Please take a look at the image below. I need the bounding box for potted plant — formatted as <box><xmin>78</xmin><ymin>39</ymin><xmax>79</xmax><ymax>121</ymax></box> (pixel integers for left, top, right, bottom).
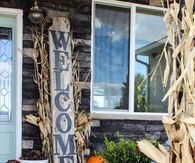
<box><xmin>20</xmin><ymin>20</ymin><xmax>51</xmax><ymax>163</ymax></box>
<box><xmin>98</xmin><ymin>134</ymin><xmax>151</xmax><ymax>163</ymax></box>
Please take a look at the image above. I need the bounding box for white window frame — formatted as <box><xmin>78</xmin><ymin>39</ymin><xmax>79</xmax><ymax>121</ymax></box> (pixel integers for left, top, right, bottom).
<box><xmin>0</xmin><ymin>7</ymin><xmax>23</xmax><ymax>159</ymax></box>
<box><xmin>91</xmin><ymin>0</ymin><xmax>167</xmax><ymax>120</ymax></box>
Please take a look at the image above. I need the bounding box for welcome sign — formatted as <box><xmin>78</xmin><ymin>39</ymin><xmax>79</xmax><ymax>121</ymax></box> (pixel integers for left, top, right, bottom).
<box><xmin>49</xmin><ymin>17</ymin><xmax>76</xmax><ymax>163</ymax></box>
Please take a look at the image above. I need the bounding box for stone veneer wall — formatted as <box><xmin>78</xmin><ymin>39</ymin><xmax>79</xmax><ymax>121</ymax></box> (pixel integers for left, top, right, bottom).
<box><xmin>0</xmin><ymin>0</ymin><xmax>167</xmax><ymax>155</ymax></box>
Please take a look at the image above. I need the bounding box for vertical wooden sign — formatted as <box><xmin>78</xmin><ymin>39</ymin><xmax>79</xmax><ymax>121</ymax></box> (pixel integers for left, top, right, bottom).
<box><xmin>49</xmin><ymin>17</ymin><xmax>76</xmax><ymax>163</ymax></box>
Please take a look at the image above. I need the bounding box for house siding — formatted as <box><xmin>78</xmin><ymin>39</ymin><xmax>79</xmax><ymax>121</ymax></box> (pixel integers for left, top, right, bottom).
<box><xmin>0</xmin><ymin>0</ymin><xmax>167</xmax><ymax>155</ymax></box>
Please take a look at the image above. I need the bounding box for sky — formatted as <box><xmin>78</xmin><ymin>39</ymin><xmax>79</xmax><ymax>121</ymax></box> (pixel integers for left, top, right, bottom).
<box><xmin>94</xmin><ymin>5</ymin><xmax>166</xmax><ymax>83</ymax></box>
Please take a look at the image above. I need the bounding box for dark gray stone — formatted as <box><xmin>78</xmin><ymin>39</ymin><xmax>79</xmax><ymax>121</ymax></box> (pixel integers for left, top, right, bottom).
<box><xmin>23</xmin><ymin>57</ymin><xmax>34</xmax><ymax>64</ymax></box>
<box><xmin>23</xmin><ymin>82</ymin><xmax>38</xmax><ymax>91</ymax></box>
<box><xmin>146</xmin><ymin>124</ymin><xmax>165</xmax><ymax>131</ymax></box>
<box><xmin>23</xmin><ymin>91</ymin><xmax>39</xmax><ymax>99</ymax></box>
<box><xmin>160</xmin><ymin>131</ymin><xmax>168</xmax><ymax>143</ymax></box>
<box><xmin>23</xmin><ymin>40</ymin><xmax>33</xmax><ymax>48</ymax></box>
<box><xmin>74</xmin><ymin>38</ymin><xmax>90</xmax><ymax>47</ymax></box>
<box><xmin>22</xmin><ymin>123</ymin><xmax>40</xmax><ymax>137</ymax></box>
<box><xmin>145</xmin><ymin>132</ymin><xmax>161</xmax><ymax>140</ymax></box>
<box><xmin>22</xmin><ymin>98</ymin><xmax>38</xmax><ymax>105</ymax></box>
<box><xmin>123</xmin><ymin>123</ymin><xmax>145</xmax><ymax>131</ymax></box>
<box><xmin>23</xmin><ymin>71</ymin><xmax>34</xmax><ymax>79</ymax></box>
<box><xmin>117</xmin><ymin>132</ymin><xmax>145</xmax><ymax>140</ymax></box>
<box><xmin>22</xmin><ymin>137</ymin><xmax>42</xmax><ymax>150</ymax></box>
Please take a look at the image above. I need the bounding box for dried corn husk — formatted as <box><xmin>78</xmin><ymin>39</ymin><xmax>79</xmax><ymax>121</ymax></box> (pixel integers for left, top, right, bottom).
<box><xmin>25</xmin><ymin>20</ymin><xmax>52</xmax><ymax>162</ymax></box>
<box><xmin>138</xmin><ymin>0</ymin><xmax>195</xmax><ymax>162</ymax></box>
<box><xmin>72</xmin><ymin>51</ymin><xmax>92</xmax><ymax>162</ymax></box>
<box><xmin>137</xmin><ymin>140</ymin><xmax>167</xmax><ymax>163</ymax></box>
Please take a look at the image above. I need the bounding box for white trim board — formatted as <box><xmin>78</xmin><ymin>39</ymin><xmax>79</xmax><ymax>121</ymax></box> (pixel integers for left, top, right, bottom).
<box><xmin>0</xmin><ymin>7</ymin><xmax>23</xmax><ymax>159</ymax></box>
<box><xmin>92</xmin><ymin>112</ymin><xmax>167</xmax><ymax>121</ymax></box>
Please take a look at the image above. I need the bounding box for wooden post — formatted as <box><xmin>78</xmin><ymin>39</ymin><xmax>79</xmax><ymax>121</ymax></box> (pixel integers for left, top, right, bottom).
<box><xmin>49</xmin><ymin>17</ymin><xmax>77</xmax><ymax>163</ymax></box>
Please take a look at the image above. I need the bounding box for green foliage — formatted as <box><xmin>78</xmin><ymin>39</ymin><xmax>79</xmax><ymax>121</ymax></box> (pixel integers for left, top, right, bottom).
<box><xmin>98</xmin><ymin>135</ymin><xmax>151</xmax><ymax>163</ymax></box>
<box><xmin>114</xmin><ymin>74</ymin><xmax>148</xmax><ymax>111</ymax></box>
<box><xmin>114</xmin><ymin>81</ymin><xmax>129</xmax><ymax>110</ymax></box>
<box><xmin>135</xmin><ymin>73</ymin><xmax>148</xmax><ymax>112</ymax></box>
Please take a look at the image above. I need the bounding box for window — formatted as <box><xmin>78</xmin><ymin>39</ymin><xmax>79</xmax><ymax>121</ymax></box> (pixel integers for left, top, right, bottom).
<box><xmin>0</xmin><ymin>27</ymin><xmax>12</xmax><ymax>122</ymax></box>
<box><xmin>91</xmin><ymin>0</ymin><xmax>168</xmax><ymax>117</ymax></box>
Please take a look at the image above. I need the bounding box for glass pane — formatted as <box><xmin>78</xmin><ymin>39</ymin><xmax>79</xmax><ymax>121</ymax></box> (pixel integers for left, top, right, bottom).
<box><xmin>92</xmin><ymin>4</ymin><xmax>130</xmax><ymax>111</ymax></box>
<box><xmin>0</xmin><ymin>27</ymin><xmax>12</xmax><ymax>121</ymax></box>
<box><xmin>135</xmin><ymin>8</ymin><xmax>168</xmax><ymax>113</ymax></box>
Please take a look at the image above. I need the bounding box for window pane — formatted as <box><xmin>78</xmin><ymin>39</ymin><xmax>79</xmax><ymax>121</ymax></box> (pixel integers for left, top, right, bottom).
<box><xmin>92</xmin><ymin>4</ymin><xmax>130</xmax><ymax>111</ymax></box>
<box><xmin>135</xmin><ymin>8</ymin><xmax>168</xmax><ymax>113</ymax></box>
<box><xmin>0</xmin><ymin>27</ymin><xmax>12</xmax><ymax>121</ymax></box>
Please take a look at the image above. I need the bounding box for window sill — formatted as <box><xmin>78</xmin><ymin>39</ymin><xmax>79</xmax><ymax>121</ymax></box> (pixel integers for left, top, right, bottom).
<box><xmin>91</xmin><ymin>112</ymin><xmax>167</xmax><ymax>121</ymax></box>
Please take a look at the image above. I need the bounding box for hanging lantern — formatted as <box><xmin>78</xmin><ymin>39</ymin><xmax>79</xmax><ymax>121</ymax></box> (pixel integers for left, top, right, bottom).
<box><xmin>28</xmin><ymin>0</ymin><xmax>44</xmax><ymax>24</ymax></box>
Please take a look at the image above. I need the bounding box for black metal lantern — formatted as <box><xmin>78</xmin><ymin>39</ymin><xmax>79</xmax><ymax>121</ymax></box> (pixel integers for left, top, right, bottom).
<box><xmin>28</xmin><ymin>0</ymin><xmax>44</xmax><ymax>24</ymax></box>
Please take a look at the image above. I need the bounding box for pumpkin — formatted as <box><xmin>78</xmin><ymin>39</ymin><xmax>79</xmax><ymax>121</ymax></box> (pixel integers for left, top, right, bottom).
<box><xmin>87</xmin><ymin>156</ymin><xmax>104</xmax><ymax>163</ymax></box>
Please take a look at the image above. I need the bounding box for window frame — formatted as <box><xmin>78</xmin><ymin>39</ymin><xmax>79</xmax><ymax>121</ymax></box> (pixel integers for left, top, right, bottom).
<box><xmin>91</xmin><ymin>0</ymin><xmax>168</xmax><ymax>120</ymax></box>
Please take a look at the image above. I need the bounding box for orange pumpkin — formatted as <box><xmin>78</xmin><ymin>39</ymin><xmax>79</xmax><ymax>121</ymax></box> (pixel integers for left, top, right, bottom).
<box><xmin>87</xmin><ymin>156</ymin><xmax>104</xmax><ymax>163</ymax></box>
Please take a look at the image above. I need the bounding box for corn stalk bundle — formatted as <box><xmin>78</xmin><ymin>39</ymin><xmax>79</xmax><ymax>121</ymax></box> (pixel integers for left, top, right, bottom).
<box><xmin>25</xmin><ymin>22</ymin><xmax>52</xmax><ymax>162</ymax></box>
<box><xmin>138</xmin><ymin>0</ymin><xmax>195</xmax><ymax>163</ymax></box>
<box><xmin>72</xmin><ymin>51</ymin><xmax>92</xmax><ymax>163</ymax></box>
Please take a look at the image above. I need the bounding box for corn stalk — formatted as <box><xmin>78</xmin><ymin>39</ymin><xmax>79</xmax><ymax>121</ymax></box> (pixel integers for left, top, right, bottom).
<box><xmin>25</xmin><ymin>21</ymin><xmax>52</xmax><ymax>162</ymax></box>
<box><xmin>138</xmin><ymin>0</ymin><xmax>195</xmax><ymax>162</ymax></box>
<box><xmin>72</xmin><ymin>50</ymin><xmax>92</xmax><ymax>163</ymax></box>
